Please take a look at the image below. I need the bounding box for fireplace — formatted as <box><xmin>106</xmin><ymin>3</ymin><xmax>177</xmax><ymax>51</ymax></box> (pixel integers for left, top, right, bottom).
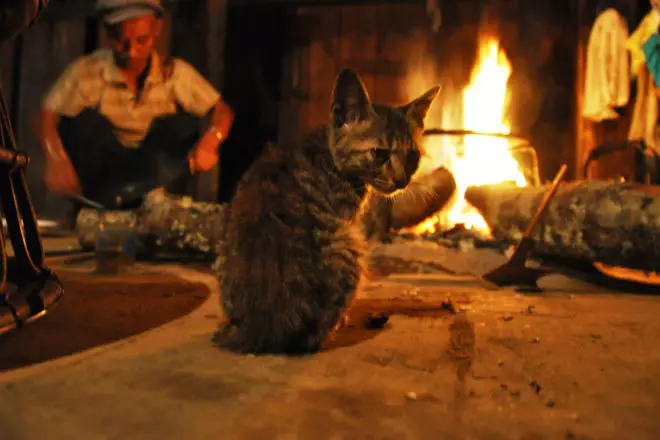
<box><xmin>404</xmin><ymin>36</ymin><xmax>541</xmax><ymax>238</ymax></box>
<box><xmin>234</xmin><ymin>0</ymin><xmax>577</xmax><ymax>235</ymax></box>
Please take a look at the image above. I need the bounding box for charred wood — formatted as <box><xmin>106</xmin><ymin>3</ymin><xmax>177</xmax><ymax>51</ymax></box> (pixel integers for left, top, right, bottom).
<box><xmin>362</xmin><ymin>166</ymin><xmax>456</xmax><ymax>242</ymax></box>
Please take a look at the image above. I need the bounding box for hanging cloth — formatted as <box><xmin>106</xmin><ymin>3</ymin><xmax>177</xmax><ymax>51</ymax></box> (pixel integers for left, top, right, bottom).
<box><xmin>628</xmin><ymin>3</ymin><xmax>660</xmax><ymax>151</ymax></box>
<box><xmin>628</xmin><ymin>34</ymin><xmax>659</xmax><ymax>153</ymax></box>
<box><xmin>627</xmin><ymin>8</ymin><xmax>660</xmax><ymax>77</ymax></box>
<box><xmin>582</xmin><ymin>8</ymin><xmax>630</xmax><ymax>122</ymax></box>
<box><xmin>642</xmin><ymin>33</ymin><xmax>660</xmax><ymax>87</ymax></box>
<box><xmin>629</xmin><ymin>49</ymin><xmax>659</xmax><ymax>151</ymax></box>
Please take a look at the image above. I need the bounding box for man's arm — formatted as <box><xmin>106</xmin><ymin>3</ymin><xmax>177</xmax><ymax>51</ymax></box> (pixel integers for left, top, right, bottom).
<box><xmin>201</xmin><ymin>97</ymin><xmax>235</xmax><ymax>151</ymax></box>
<box><xmin>171</xmin><ymin>59</ymin><xmax>234</xmax><ymax>172</ymax></box>
<box><xmin>39</xmin><ymin>57</ymin><xmax>95</xmax><ymax>197</ymax></box>
<box><xmin>0</xmin><ymin>0</ymin><xmax>48</xmax><ymax>45</ymax></box>
<box><xmin>187</xmin><ymin>97</ymin><xmax>234</xmax><ymax>173</ymax></box>
<box><xmin>39</xmin><ymin>55</ymin><xmax>96</xmax><ymax>159</ymax></box>
<box><xmin>172</xmin><ymin>59</ymin><xmax>235</xmax><ymax>141</ymax></box>
<box><xmin>39</xmin><ymin>109</ymin><xmax>69</xmax><ymax>162</ymax></box>
<box><xmin>39</xmin><ymin>106</ymin><xmax>82</xmax><ymax>197</ymax></box>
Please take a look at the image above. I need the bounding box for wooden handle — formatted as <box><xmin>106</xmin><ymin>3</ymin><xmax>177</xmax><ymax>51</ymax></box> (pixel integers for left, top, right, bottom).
<box><xmin>522</xmin><ymin>164</ymin><xmax>568</xmax><ymax>237</ymax></box>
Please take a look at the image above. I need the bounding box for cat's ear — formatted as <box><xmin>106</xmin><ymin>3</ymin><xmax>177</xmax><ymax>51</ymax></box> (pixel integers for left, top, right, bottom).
<box><xmin>401</xmin><ymin>86</ymin><xmax>441</xmax><ymax>128</ymax></box>
<box><xmin>330</xmin><ymin>68</ymin><xmax>373</xmax><ymax>128</ymax></box>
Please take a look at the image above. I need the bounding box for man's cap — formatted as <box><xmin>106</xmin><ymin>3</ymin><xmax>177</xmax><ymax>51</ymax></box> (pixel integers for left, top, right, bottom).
<box><xmin>95</xmin><ymin>0</ymin><xmax>164</xmax><ymax>25</ymax></box>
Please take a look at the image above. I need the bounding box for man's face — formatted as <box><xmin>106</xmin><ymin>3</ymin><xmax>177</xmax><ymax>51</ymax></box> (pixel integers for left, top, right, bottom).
<box><xmin>107</xmin><ymin>16</ymin><xmax>161</xmax><ymax>71</ymax></box>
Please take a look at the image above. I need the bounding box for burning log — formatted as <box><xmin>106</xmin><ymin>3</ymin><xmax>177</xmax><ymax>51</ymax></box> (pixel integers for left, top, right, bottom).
<box><xmin>391</xmin><ymin>166</ymin><xmax>457</xmax><ymax>229</ymax></box>
<box><xmin>464</xmin><ymin>181</ymin><xmax>660</xmax><ymax>272</ymax></box>
<box><xmin>362</xmin><ymin>166</ymin><xmax>456</xmax><ymax>241</ymax></box>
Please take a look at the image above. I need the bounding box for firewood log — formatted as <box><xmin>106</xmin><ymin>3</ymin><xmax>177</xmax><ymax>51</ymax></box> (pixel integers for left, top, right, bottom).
<box><xmin>362</xmin><ymin>166</ymin><xmax>456</xmax><ymax>242</ymax></box>
<box><xmin>464</xmin><ymin>180</ymin><xmax>660</xmax><ymax>272</ymax></box>
<box><xmin>391</xmin><ymin>166</ymin><xmax>457</xmax><ymax>229</ymax></box>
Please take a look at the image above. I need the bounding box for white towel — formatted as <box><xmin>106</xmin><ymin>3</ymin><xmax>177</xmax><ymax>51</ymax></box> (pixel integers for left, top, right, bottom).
<box><xmin>582</xmin><ymin>8</ymin><xmax>630</xmax><ymax>122</ymax></box>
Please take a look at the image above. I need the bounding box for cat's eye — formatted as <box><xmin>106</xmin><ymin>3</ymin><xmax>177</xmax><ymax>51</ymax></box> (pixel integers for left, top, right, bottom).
<box><xmin>371</xmin><ymin>147</ymin><xmax>390</xmax><ymax>165</ymax></box>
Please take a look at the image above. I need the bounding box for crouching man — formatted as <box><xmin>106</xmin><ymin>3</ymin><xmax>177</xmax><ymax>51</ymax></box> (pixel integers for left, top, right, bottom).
<box><xmin>40</xmin><ymin>0</ymin><xmax>233</xmax><ymax>257</ymax></box>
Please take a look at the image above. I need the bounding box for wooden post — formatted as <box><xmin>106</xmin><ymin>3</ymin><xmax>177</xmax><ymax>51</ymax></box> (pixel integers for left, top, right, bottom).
<box><xmin>574</xmin><ymin>0</ymin><xmax>585</xmax><ymax>178</ymax></box>
<box><xmin>196</xmin><ymin>0</ymin><xmax>228</xmax><ymax>203</ymax></box>
<box><xmin>171</xmin><ymin>0</ymin><xmax>228</xmax><ymax>203</ymax></box>
<box><xmin>16</xmin><ymin>21</ymin><xmax>86</xmax><ymax>219</ymax></box>
<box><xmin>0</xmin><ymin>40</ymin><xmax>18</xmax><ymax>126</ymax></box>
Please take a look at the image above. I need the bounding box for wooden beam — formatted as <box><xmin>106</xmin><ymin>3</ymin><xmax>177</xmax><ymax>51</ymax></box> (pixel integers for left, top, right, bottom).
<box><xmin>230</xmin><ymin>0</ymin><xmax>424</xmax><ymax>4</ymax></box>
<box><xmin>0</xmin><ymin>40</ymin><xmax>18</xmax><ymax>128</ymax></box>
<box><xmin>40</xmin><ymin>0</ymin><xmax>425</xmax><ymax>21</ymax></box>
<box><xmin>16</xmin><ymin>20</ymin><xmax>86</xmax><ymax>218</ymax></box>
<box><xmin>574</xmin><ymin>0</ymin><xmax>590</xmax><ymax>179</ymax></box>
<box><xmin>195</xmin><ymin>0</ymin><xmax>229</xmax><ymax>203</ymax></box>
<box><xmin>39</xmin><ymin>0</ymin><xmax>526</xmax><ymax>22</ymax></box>
<box><xmin>38</xmin><ymin>0</ymin><xmax>188</xmax><ymax>22</ymax></box>
<box><xmin>207</xmin><ymin>0</ymin><xmax>228</xmax><ymax>89</ymax></box>
<box><xmin>170</xmin><ymin>0</ymin><xmax>228</xmax><ymax>202</ymax></box>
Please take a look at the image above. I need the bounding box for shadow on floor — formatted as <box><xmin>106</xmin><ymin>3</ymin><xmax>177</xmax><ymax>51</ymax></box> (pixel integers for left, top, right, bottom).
<box><xmin>0</xmin><ymin>269</ymin><xmax>210</xmax><ymax>372</ymax></box>
<box><xmin>321</xmin><ymin>297</ymin><xmax>460</xmax><ymax>351</ymax></box>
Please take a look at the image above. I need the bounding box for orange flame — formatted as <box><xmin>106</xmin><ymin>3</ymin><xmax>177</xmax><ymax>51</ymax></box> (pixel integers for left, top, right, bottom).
<box><xmin>406</xmin><ymin>36</ymin><xmax>527</xmax><ymax>236</ymax></box>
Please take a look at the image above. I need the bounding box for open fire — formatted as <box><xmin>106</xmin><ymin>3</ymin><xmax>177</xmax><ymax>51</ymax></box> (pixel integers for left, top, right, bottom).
<box><xmin>405</xmin><ymin>35</ymin><xmax>528</xmax><ymax>238</ymax></box>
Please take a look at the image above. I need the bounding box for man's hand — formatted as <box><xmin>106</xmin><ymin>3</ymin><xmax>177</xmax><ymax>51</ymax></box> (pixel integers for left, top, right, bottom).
<box><xmin>189</xmin><ymin>129</ymin><xmax>222</xmax><ymax>173</ymax></box>
<box><xmin>44</xmin><ymin>155</ymin><xmax>81</xmax><ymax>197</ymax></box>
<box><xmin>189</xmin><ymin>145</ymin><xmax>219</xmax><ymax>173</ymax></box>
<box><xmin>187</xmin><ymin>99</ymin><xmax>233</xmax><ymax>173</ymax></box>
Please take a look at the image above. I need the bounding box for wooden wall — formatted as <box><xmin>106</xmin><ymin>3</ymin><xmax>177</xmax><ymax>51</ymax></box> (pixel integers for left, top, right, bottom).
<box><xmin>1</xmin><ymin>0</ymin><xmax>584</xmax><ymax>222</ymax></box>
<box><xmin>0</xmin><ymin>0</ymin><xmax>227</xmax><ymax>221</ymax></box>
<box><xmin>278</xmin><ymin>0</ymin><xmax>578</xmax><ymax>181</ymax></box>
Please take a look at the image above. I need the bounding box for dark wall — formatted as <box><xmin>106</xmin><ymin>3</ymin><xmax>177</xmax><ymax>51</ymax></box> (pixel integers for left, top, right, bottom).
<box><xmin>507</xmin><ymin>0</ymin><xmax>577</xmax><ymax>179</ymax></box>
<box><xmin>218</xmin><ymin>4</ymin><xmax>288</xmax><ymax>203</ymax></box>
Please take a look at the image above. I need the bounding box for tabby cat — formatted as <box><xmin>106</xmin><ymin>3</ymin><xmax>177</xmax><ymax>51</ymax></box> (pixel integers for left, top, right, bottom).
<box><xmin>215</xmin><ymin>68</ymin><xmax>440</xmax><ymax>354</ymax></box>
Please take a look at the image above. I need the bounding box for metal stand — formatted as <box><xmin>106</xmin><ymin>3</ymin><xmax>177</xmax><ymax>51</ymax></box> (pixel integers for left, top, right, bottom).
<box><xmin>0</xmin><ymin>91</ymin><xmax>63</xmax><ymax>337</ymax></box>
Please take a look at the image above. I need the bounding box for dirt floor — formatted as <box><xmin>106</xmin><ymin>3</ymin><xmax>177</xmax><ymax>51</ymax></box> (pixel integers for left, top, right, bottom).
<box><xmin>0</xmin><ymin>264</ymin><xmax>210</xmax><ymax>371</ymax></box>
<box><xmin>0</xmin><ymin>239</ymin><xmax>659</xmax><ymax>439</ymax></box>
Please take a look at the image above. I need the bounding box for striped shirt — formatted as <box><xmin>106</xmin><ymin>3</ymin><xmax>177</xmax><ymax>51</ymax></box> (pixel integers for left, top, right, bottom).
<box><xmin>42</xmin><ymin>49</ymin><xmax>221</xmax><ymax>148</ymax></box>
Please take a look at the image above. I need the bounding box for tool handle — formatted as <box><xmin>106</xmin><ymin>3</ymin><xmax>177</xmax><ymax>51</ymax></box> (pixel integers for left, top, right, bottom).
<box><xmin>72</xmin><ymin>195</ymin><xmax>106</xmax><ymax>211</ymax></box>
<box><xmin>522</xmin><ymin>164</ymin><xmax>568</xmax><ymax>237</ymax></box>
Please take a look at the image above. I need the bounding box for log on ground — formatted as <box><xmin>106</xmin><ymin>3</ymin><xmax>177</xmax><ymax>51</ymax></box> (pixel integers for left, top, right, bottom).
<box><xmin>464</xmin><ymin>181</ymin><xmax>660</xmax><ymax>272</ymax></box>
